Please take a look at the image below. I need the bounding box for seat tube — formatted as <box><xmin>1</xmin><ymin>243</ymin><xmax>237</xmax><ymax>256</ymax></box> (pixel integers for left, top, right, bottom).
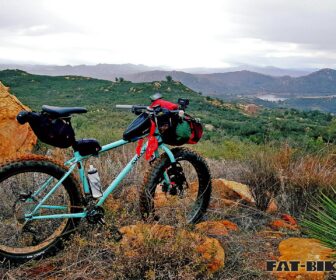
<box><xmin>75</xmin><ymin>152</ymin><xmax>90</xmax><ymax>194</ymax></box>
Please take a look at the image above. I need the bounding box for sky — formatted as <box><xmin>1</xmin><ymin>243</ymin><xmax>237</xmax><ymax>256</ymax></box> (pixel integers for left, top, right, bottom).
<box><xmin>0</xmin><ymin>0</ymin><xmax>335</xmax><ymax>69</ymax></box>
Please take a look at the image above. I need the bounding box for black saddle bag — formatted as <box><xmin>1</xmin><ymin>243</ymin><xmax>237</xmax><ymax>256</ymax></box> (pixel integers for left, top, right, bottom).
<box><xmin>25</xmin><ymin>112</ymin><xmax>76</xmax><ymax>148</ymax></box>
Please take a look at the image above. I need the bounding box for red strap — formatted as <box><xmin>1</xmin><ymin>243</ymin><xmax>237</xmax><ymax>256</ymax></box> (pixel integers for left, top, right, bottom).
<box><xmin>136</xmin><ymin>138</ymin><xmax>144</xmax><ymax>156</ymax></box>
<box><xmin>145</xmin><ymin>120</ymin><xmax>158</xmax><ymax>160</ymax></box>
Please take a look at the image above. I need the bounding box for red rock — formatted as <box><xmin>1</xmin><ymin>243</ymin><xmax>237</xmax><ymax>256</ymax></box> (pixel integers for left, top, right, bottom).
<box><xmin>269</xmin><ymin>219</ymin><xmax>298</xmax><ymax>231</ymax></box>
<box><xmin>281</xmin><ymin>214</ymin><xmax>297</xmax><ymax>226</ymax></box>
<box><xmin>0</xmin><ymin>82</ymin><xmax>36</xmax><ymax>159</ymax></box>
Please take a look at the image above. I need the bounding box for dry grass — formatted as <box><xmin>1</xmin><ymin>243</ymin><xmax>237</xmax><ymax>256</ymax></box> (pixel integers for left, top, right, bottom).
<box><xmin>2</xmin><ymin>223</ymin><xmax>208</xmax><ymax>280</ymax></box>
<box><xmin>238</xmin><ymin>145</ymin><xmax>336</xmax><ymax>215</ymax></box>
<box><xmin>2</xmin><ymin>145</ymin><xmax>335</xmax><ymax>279</ymax></box>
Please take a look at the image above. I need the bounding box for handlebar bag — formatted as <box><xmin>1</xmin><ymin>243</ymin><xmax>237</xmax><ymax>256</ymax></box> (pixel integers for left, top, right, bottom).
<box><xmin>150</xmin><ymin>99</ymin><xmax>178</xmax><ymax>110</ymax></box>
<box><xmin>26</xmin><ymin>112</ymin><xmax>75</xmax><ymax>148</ymax></box>
<box><xmin>160</xmin><ymin>114</ymin><xmax>203</xmax><ymax>146</ymax></box>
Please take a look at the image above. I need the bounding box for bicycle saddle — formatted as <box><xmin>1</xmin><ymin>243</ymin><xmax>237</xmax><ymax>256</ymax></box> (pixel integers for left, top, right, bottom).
<box><xmin>42</xmin><ymin>105</ymin><xmax>88</xmax><ymax>117</ymax></box>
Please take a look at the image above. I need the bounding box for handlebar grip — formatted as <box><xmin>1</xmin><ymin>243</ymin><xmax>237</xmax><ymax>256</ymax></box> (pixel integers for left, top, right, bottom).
<box><xmin>116</xmin><ymin>105</ymin><xmax>133</xmax><ymax>109</ymax></box>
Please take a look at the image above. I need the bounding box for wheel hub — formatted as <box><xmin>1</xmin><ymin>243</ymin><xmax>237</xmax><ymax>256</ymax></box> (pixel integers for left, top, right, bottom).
<box><xmin>13</xmin><ymin>193</ymin><xmax>37</xmax><ymax>225</ymax></box>
<box><xmin>166</xmin><ymin>163</ymin><xmax>188</xmax><ymax>197</ymax></box>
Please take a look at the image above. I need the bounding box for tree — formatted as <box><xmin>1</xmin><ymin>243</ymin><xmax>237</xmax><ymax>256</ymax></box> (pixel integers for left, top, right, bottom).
<box><xmin>166</xmin><ymin>75</ymin><xmax>172</xmax><ymax>83</ymax></box>
<box><xmin>115</xmin><ymin>77</ymin><xmax>119</xmax><ymax>82</ymax></box>
<box><xmin>119</xmin><ymin>77</ymin><xmax>124</xmax><ymax>82</ymax></box>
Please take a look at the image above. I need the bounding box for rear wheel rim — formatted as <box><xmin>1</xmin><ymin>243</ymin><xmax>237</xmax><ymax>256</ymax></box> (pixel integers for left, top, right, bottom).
<box><xmin>0</xmin><ymin>171</ymin><xmax>71</xmax><ymax>255</ymax></box>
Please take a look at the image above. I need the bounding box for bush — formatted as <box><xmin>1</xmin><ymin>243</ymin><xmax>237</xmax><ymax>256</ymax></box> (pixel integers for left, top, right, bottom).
<box><xmin>302</xmin><ymin>189</ymin><xmax>336</xmax><ymax>251</ymax></box>
<box><xmin>241</xmin><ymin>147</ymin><xmax>282</xmax><ymax>211</ymax></box>
<box><xmin>240</xmin><ymin>144</ymin><xmax>336</xmax><ymax>214</ymax></box>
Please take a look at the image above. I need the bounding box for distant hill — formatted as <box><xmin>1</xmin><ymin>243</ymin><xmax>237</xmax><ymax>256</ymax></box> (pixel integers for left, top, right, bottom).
<box><xmin>0</xmin><ymin>63</ymin><xmax>314</xmax><ymax>78</ymax></box>
<box><xmin>181</xmin><ymin>65</ymin><xmax>313</xmax><ymax>77</ymax></box>
<box><xmin>1</xmin><ymin>63</ymin><xmax>333</xmax><ymax>96</ymax></box>
<box><xmin>128</xmin><ymin>68</ymin><xmax>336</xmax><ymax>97</ymax></box>
<box><xmin>0</xmin><ymin>63</ymin><xmax>159</xmax><ymax>81</ymax></box>
<box><xmin>1</xmin><ymin>64</ymin><xmax>336</xmax><ymax>112</ymax></box>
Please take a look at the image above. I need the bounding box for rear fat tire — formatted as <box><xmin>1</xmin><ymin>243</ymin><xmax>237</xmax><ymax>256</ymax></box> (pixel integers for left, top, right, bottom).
<box><xmin>0</xmin><ymin>155</ymin><xmax>82</xmax><ymax>264</ymax></box>
<box><xmin>139</xmin><ymin>147</ymin><xmax>212</xmax><ymax>224</ymax></box>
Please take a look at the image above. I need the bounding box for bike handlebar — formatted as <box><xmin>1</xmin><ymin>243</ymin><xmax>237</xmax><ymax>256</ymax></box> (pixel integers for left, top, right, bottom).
<box><xmin>116</xmin><ymin>104</ymin><xmax>182</xmax><ymax>114</ymax></box>
<box><xmin>115</xmin><ymin>104</ymin><xmax>133</xmax><ymax>109</ymax></box>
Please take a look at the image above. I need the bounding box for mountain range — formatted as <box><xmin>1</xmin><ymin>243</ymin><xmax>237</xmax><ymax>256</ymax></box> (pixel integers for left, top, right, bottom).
<box><xmin>0</xmin><ymin>63</ymin><xmax>335</xmax><ymax>97</ymax></box>
<box><xmin>128</xmin><ymin>69</ymin><xmax>336</xmax><ymax>97</ymax></box>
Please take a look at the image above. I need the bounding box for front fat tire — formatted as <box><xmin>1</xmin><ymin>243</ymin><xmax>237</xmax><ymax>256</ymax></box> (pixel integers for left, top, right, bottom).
<box><xmin>140</xmin><ymin>147</ymin><xmax>212</xmax><ymax>224</ymax></box>
<box><xmin>0</xmin><ymin>154</ymin><xmax>83</xmax><ymax>264</ymax></box>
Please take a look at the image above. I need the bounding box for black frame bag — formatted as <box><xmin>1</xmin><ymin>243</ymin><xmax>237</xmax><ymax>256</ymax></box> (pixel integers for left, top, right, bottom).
<box><xmin>27</xmin><ymin>112</ymin><xmax>76</xmax><ymax>148</ymax></box>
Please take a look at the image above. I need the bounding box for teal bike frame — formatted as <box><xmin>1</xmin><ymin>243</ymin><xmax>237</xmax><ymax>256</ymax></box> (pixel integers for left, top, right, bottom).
<box><xmin>24</xmin><ymin>133</ymin><xmax>176</xmax><ymax>221</ymax></box>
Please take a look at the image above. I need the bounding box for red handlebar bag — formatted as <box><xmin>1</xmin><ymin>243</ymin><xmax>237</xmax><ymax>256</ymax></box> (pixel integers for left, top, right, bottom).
<box><xmin>150</xmin><ymin>99</ymin><xmax>178</xmax><ymax>110</ymax></box>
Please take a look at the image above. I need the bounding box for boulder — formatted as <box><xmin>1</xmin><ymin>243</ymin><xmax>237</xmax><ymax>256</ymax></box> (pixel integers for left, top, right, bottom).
<box><xmin>211</xmin><ymin>179</ymin><xmax>279</xmax><ymax>213</ymax></box>
<box><xmin>210</xmin><ymin>179</ymin><xmax>255</xmax><ymax>208</ymax></box>
<box><xmin>118</xmin><ymin>224</ymin><xmax>225</xmax><ymax>273</ymax></box>
<box><xmin>0</xmin><ymin>82</ymin><xmax>36</xmax><ymax>159</ymax></box>
<box><xmin>195</xmin><ymin>220</ymin><xmax>238</xmax><ymax>236</ymax></box>
<box><xmin>276</xmin><ymin>238</ymin><xmax>334</xmax><ymax>280</ymax></box>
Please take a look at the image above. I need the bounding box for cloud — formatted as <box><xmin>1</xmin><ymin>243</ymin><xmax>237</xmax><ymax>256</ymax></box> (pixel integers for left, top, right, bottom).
<box><xmin>0</xmin><ymin>0</ymin><xmax>80</xmax><ymax>35</ymax></box>
<box><xmin>0</xmin><ymin>0</ymin><xmax>335</xmax><ymax>68</ymax></box>
<box><xmin>225</xmin><ymin>0</ymin><xmax>336</xmax><ymax>50</ymax></box>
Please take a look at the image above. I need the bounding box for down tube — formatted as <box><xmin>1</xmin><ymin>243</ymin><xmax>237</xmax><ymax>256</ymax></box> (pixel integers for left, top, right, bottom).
<box><xmin>96</xmin><ymin>147</ymin><xmax>146</xmax><ymax>207</ymax></box>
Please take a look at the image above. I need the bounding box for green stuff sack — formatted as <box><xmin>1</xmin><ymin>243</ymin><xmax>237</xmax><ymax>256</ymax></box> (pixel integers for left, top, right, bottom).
<box><xmin>176</xmin><ymin>120</ymin><xmax>192</xmax><ymax>142</ymax></box>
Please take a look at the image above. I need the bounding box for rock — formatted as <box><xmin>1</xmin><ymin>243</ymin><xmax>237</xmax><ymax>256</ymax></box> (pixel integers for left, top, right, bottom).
<box><xmin>0</xmin><ymin>82</ymin><xmax>36</xmax><ymax>159</ymax></box>
<box><xmin>269</xmin><ymin>214</ymin><xmax>299</xmax><ymax>231</ymax></box>
<box><xmin>210</xmin><ymin>179</ymin><xmax>255</xmax><ymax>209</ymax></box>
<box><xmin>117</xmin><ymin>178</ymin><xmax>278</xmax><ymax>214</ymax></box>
<box><xmin>195</xmin><ymin>220</ymin><xmax>238</xmax><ymax>236</ymax></box>
<box><xmin>204</xmin><ymin>124</ymin><xmax>215</xmax><ymax>131</ymax></box>
<box><xmin>276</xmin><ymin>238</ymin><xmax>334</xmax><ymax>279</ymax></box>
<box><xmin>266</xmin><ymin>198</ymin><xmax>278</xmax><ymax>214</ymax></box>
<box><xmin>269</xmin><ymin>220</ymin><xmax>298</xmax><ymax>231</ymax></box>
<box><xmin>118</xmin><ymin>224</ymin><xmax>225</xmax><ymax>273</ymax></box>
<box><xmin>280</xmin><ymin>214</ymin><xmax>297</xmax><ymax>226</ymax></box>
